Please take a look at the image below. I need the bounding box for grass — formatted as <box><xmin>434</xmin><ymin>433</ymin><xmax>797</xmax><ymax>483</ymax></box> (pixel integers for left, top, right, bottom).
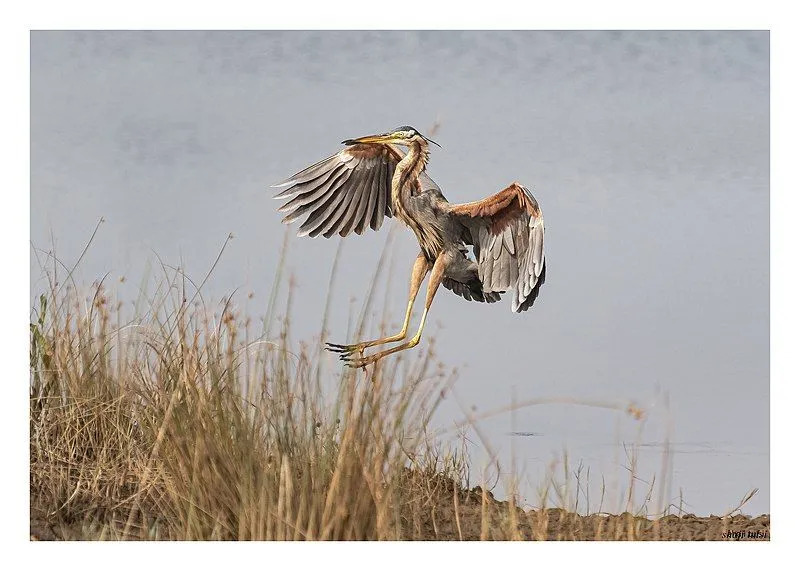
<box><xmin>29</xmin><ymin>231</ymin><xmax>768</xmax><ymax>540</ymax></box>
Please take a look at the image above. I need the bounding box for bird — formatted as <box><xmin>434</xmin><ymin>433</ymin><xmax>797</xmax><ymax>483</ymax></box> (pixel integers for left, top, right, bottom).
<box><xmin>271</xmin><ymin>125</ymin><xmax>546</xmax><ymax>368</ymax></box>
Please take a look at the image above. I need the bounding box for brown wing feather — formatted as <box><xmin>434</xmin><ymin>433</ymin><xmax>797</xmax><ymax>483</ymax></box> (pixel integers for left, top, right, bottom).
<box><xmin>272</xmin><ymin>143</ymin><xmax>404</xmax><ymax>238</ymax></box>
<box><xmin>449</xmin><ymin>182</ymin><xmax>546</xmax><ymax>312</ymax></box>
<box><xmin>449</xmin><ymin>182</ymin><xmax>541</xmax><ymax>223</ymax></box>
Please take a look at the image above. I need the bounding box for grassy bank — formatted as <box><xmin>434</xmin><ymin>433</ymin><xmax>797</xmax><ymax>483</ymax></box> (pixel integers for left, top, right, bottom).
<box><xmin>29</xmin><ymin>249</ymin><xmax>511</xmax><ymax>540</ymax></box>
<box><xmin>29</xmin><ymin>245</ymin><xmax>767</xmax><ymax>540</ymax></box>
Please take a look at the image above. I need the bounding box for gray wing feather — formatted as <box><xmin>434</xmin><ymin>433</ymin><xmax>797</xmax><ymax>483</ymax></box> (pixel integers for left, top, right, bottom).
<box><xmin>297</xmin><ymin>168</ymin><xmax>366</xmax><ymax>237</ymax></box>
<box><xmin>337</xmin><ymin>166</ymin><xmax>370</xmax><ymax>237</ymax></box>
<box><xmin>278</xmin><ymin>166</ymin><xmax>351</xmax><ymax>221</ymax></box>
<box><xmin>273</xmin><ymin>155</ymin><xmax>343</xmax><ymax>197</ymax></box>
<box><xmin>503</xmin><ymin>226</ymin><xmax>515</xmax><ymax>256</ymax></box>
<box><xmin>368</xmin><ymin>160</ymin><xmax>385</xmax><ymax>231</ymax></box>
<box><xmin>384</xmin><ymin>157</ymin><xmax>395</xmax><ymax>216</ymax></box>
<box><xmin>513</xmin><ymin>215</ymin><xmax>546</xmax><ymax>311</ymax></box>
<box><xmin>273</xmin><ymin>146</ymin><xmax>396</xmax><ymax>238</ymax></box>
<box><xmin>320</xmin><ymin>169</ymin><xmax>363</xmax><ymax>238</ymax></box>
<box><xmin>298</xmin><ymin>189</ymin><xmax>341</xmax><ymax>237</ymax></box>
<box><xmin>442</xmin><ymin>277</ymin><xmax>501</xmax><ymax>304</ymax></box>
<box><xmin>455</xmin><ymin>184</ymin><xmax>546</xmax><ymax>313</ymax></box>
<box><xmin>346</xmin><ymin>169</ymin><xmax>373</xmax><ymax>236</ymax></box>
<box><xmin>372</xmin><ymin>158</ymin><xmax>387</xmax><ymax>230</ymax></box>
<box><xmin>357</xmin><ymin>164</ymin><xmax>379</xmax><ymax>235</ymax></box>
<box><xmin>308</xmin><ymin>169</ymin><xmax>367</xmax><ymax>237</ymax></box>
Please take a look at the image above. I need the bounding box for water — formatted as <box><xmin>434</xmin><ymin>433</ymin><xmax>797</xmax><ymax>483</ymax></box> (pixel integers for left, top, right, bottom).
<box><xmin>30</xmin><ymin>31</ymin><xmax>769</xmax><ymax>516</ymax></box>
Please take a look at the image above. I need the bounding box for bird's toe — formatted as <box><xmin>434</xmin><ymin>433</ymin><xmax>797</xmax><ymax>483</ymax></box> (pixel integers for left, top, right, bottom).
<box><xmin>326</xmin><ymin>342</ymin><xmax>364</xmax><ymax>356</ymax></box>
<box><xmin>341</xmin><ymin>354</ymin><xmax>374</xmax><ymax>368</ymax></box>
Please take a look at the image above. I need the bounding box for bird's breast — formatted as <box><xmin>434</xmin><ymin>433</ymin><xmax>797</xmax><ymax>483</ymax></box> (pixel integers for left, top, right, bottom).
<box><xmin>394</xmin><ymin>194</ymin><xmax>445</xmax><ymax>262</ymax></box>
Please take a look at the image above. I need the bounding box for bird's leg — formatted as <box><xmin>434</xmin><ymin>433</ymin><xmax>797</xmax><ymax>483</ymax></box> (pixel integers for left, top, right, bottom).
<box><xmin>326</xmin><ymin>253</ymin><xmax>430</xmax><ymax>357</ymax></box>
<box><xmin>343</xmin><ymin>253</ymin><xmax>447</xmax><ymax>368</ymax></box>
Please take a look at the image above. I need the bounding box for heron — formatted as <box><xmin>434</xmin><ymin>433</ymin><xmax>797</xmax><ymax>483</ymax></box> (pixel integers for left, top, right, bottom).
<box><xmin>272</xmin><ymin>125</ymin><xmax>546</xmax><ymax>367</ymax></box>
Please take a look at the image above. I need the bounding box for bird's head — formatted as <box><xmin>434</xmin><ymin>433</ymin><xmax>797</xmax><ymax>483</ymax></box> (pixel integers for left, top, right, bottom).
<box><xmin>342</xmin><ymin>125</ymin><xmax>441</xmax><ymax>148</ymax></box>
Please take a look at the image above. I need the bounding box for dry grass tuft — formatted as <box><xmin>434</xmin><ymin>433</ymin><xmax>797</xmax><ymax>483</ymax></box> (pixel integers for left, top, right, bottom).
<box><xmin>29</xmin><ymin>235</ymin><xmax>769</xmax><ymax>541</ymax></box>
<box><xmin>29</xmin><ymin>238</ymin><xmax>519</xmax><ymax>541</ymax></box>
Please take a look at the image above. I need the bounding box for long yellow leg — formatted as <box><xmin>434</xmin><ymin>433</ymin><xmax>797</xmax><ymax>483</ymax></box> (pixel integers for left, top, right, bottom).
<box><xmin>343</xmin><ymin>253</ymin><xmax>447</xmax><ymax>368</ymax></box>
<box><xmin>326</xmin><ymin>253</ymin><xmax>430</xmax><ymax>357</ymax></box>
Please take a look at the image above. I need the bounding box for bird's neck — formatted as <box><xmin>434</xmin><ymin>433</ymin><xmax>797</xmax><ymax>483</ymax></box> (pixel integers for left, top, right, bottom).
<box><xmin>393</xmin><ymin>142</ymin><xmax>428</xmax><ymax>203</ymax></box>
<box><xmin>391</xmin><ymin>141</ymin><xmax>443</xmax><ymax>261</ymax></box>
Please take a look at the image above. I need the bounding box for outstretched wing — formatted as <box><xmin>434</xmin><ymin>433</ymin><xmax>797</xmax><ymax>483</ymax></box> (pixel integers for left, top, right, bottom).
<box><xmin>272</xmin><ymin>143</ymin><xmax>402</xmax><ymax>238</ymax></box>
<box><xmin>449</xmin><ymin>182</ymin><xmax>546</xmax><ymax>313</ymax></box>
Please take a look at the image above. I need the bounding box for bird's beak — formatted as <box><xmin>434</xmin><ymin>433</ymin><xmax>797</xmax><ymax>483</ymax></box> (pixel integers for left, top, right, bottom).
<box><xmin>341</xmin><ymin>133</ymin><xmax>397</xmax><ymax>146</ymax></box>
<box><xmin>341</xmin><ymin>132</ymin><xmax>442</xmax><ymax>148</ymax></box>
<box><xmin>424</xmin><ymin>135</ymin><xmax>442</xmax><ymax>148</ymax></box>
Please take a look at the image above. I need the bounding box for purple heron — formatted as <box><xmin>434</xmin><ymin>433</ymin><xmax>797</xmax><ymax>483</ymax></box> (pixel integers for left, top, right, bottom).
<box><xmin>272</xmin><ymin>126</ymin><xmax>546</xmax><ymax>367</ymax></box>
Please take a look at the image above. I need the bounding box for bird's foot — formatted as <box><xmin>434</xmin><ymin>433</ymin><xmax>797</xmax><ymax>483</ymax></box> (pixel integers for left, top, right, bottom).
<box><xmin>340</xmin><ymin>352</ymin><xmax>381</xmax><ymax>369</ymax></box>
<box><xmin>325</xmin><ymin>342</ymin><xmax>366</xmax><ymax>357</ymax></box>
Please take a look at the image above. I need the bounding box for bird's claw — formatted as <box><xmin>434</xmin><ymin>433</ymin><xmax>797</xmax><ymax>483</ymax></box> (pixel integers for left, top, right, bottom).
<box><xmin>325</xmin><ymin>342</ymin><xmax>366</xmax><ymax>357</ymax></box>
<box><xmin>340</xmin><ymin>353</ymin><xmax>378</xmax><ymax>369</ymax></box>
<box><xmin>324</xmin><ymin>342</ymin><xmax>349</xmax><ymax>353</ymax></box>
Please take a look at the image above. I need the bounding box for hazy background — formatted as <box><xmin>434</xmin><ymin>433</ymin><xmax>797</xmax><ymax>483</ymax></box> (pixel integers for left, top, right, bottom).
<box><xmin>30</xmin><ymin>31</ymin><xmax>769</xmax><ymax>515</ymax></box>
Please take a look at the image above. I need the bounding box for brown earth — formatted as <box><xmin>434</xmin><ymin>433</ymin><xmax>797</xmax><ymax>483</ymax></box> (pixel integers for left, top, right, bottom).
<box><xmin>30</xmin><ymin>479</ymin><xmax>770</xmax><ymax>541</ymax></box>
<box><xmin>406</xmin><ymin>498</ymin><xmax>771</xmax><ymax>540</ymax></box>
<box><xmin>393</xmin><ymin>474</ymin><xmax>770</xmax><ymax>541</ymax></box>
<box><xmin>28</xmin><ymin>510</ymin><xmax>772</xmax><ymax>541</ymax></box>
